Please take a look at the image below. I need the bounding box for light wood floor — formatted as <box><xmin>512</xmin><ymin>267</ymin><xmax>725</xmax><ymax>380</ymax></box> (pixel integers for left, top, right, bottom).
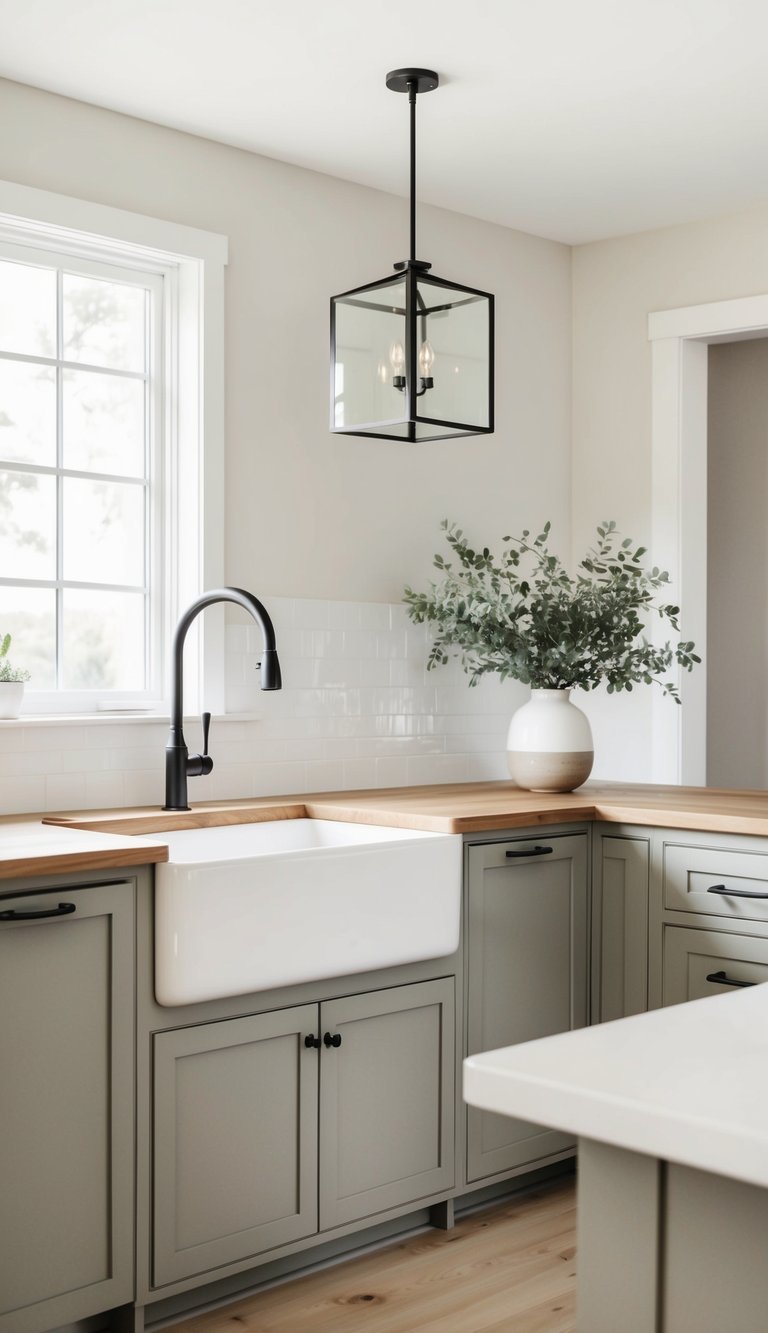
<box><xmin>168</xmin><ymin>1177</ymin><xmax>577</xmax><ymax>1333</ymax></box>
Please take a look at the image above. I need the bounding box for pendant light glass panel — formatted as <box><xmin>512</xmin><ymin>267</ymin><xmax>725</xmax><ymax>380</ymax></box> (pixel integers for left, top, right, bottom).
<box><xmin>331</xmin><ymin>276</ymin><xmax>410</xmax><ymax>438</ymax></box>
<box><xmin>414</xmin><ymin>275</ymin><xmax>492</xmax><ymax>436</ymax></box>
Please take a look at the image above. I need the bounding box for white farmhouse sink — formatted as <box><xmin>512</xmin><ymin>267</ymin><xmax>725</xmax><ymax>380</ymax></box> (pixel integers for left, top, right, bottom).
<box><xmin>153</xmin><ymin>818</ymin><xmax>462</xmax><ymax>1006</ymax></box>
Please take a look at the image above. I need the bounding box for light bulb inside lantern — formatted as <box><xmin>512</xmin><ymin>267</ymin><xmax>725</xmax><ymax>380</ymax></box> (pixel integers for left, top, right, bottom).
<box><xmin>418</xmin><ymin>339</ymin><xmax>435</xmax><ymax>378</ymax></box>
<box><xmin>389</xmin><ymin>340</ymin><xmax>405</xmax><ymax>374</ymax></box>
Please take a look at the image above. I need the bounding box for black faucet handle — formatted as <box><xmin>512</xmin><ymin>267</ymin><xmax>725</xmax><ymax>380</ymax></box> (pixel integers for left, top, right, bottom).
<box><xmin>185</xmin><ymin>712</ymin><xmax>214</xmax><ymax>780</ymax></box>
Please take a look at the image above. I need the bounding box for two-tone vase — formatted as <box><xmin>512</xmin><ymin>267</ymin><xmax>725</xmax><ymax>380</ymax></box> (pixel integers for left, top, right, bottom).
<box><xmin>507</xmin><ymin>688</ymin><xmax>593</xmax><ymax>792</ymax></box>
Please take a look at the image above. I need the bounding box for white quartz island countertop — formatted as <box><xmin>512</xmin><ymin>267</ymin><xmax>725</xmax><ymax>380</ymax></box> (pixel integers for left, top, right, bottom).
<box><xmin>464</xmin><ymin>985</ymin><xmax>768</xmax><ymax>1189</ymax></box>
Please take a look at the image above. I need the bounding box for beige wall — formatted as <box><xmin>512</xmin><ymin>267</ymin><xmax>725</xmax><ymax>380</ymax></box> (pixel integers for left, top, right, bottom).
<box><xmin>707</xmin><ymin>339</ymin><xmax>768</xmax><ymax>788</ymax></box>
<box><xmin>572</xmin><ymin>202</ymin><xmax>768</xmax><ymax>780</ymax></box>
<box><xmin>0</xmin><ymin>77</ymin><xmax>572</xmax><ymax>604</ymax></box>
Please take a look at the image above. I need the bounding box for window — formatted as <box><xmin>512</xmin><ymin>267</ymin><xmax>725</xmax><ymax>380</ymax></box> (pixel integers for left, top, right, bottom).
<box><xmin>0</xmin><ymin>244</ymin><xmax>162</xmax><ymax>703</ymax></box>
<box><xmin>0</xmin><ymin>182</ymin><xmax>227</xmax><ymax>716</ymax></box>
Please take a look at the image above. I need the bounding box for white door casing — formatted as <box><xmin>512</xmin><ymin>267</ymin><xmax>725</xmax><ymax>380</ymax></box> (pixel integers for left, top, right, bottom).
<box><xmin>649</xmin><ymin>294</ymin><xmax>768</xmax><ymax>784</ymax></box>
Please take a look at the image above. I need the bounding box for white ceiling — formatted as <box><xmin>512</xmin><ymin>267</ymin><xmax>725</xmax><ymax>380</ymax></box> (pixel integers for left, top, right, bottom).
<box><xmin>2</xmin><ymin>0</ymin><xmax>768</xmax><ymax>244</ymax></box>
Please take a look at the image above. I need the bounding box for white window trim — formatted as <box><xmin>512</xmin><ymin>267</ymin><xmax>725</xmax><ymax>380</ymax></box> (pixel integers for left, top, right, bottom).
<box><xmin>0</xmin><ymin>178</ymin><xmax>228</xmax><ymax>718</ymax></box>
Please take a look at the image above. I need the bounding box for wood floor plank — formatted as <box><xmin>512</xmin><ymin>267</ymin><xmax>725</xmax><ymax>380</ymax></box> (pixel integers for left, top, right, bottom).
<box><xmin>168</xmin><ymin>1178</ymin><xmax>576</xmax><ymax>1333</ymax></box>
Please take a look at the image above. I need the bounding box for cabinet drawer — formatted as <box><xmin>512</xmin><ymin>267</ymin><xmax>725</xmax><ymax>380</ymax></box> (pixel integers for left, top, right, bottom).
<box><xmin>663</xmin><ymin>925</ymin><xmax>768</xmax><ymax>1005</ymax></box>
<box><xmin>664</xmin><ymin>843</ymin><xmax>768</xmax><ymax>924</ymax></box>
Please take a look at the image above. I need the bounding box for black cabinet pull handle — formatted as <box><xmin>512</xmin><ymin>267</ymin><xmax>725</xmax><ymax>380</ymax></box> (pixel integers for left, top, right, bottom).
<box><xmin>323</xmin><ymin>1032</ymin><xmax>342</xmax><ymax>1048</ymax></box>
<box><xmin>506</xmin><ymin>845</ymin><xmax>554</xmax><ymax>859</ymax></box>
<box><xmin>304</xmin><ymin>1034</ymin><xmax>321</xmax><ymax>1049</ymax></box>
<box><xmin>706</xmin><ymin>884</ymin><xmax>768</xmax><ymax>900</ymax></box>
<box><xmin>0</xmin><ymin>902</ymin><xmax>76</xmax><ymax>922</ymax></box>
<box><xmin>706</xmin><ymin>970</ymin><xmax>756</xmax><ymax>989</ymax></box>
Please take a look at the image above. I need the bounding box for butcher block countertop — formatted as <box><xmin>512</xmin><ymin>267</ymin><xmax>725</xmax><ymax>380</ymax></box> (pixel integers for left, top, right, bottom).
<box><xmin>6</xmin><ymin>779</ymin><xmax>768</xmax><ymax>880</ymax></box>
<box><xmin>0</xmin><ymin>819</ymin><xmax>169</xmax><ymax>882</ymax></box>
<box><xmin>39</xmin><ymin>778</ymin><xmax>768</xmax><ymax>837</ymax></box>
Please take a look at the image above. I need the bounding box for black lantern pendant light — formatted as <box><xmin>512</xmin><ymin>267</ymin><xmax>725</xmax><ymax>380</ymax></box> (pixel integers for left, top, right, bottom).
<box><xmin>330</xmin><ymin>68</ymin><xmax>495</xmax><ymax>442</ymax></box>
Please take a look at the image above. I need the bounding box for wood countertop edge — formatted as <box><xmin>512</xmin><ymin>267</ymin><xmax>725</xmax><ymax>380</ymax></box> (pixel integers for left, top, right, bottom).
<box><xmin>0</xmin><ymin>844</ymin><xmax>169</xmax><ymax>882</ymax></box>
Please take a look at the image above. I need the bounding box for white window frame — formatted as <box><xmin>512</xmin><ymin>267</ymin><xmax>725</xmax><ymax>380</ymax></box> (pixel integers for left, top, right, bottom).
<box><xmin>0</xmin><ymin>179</ymin><xmax>228</xmax><ymax>718</ymax></box>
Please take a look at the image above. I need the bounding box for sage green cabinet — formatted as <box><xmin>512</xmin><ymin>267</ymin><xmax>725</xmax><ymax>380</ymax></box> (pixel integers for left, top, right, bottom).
<box><xmin>594</xmin><ymin>834</ymin><xmax>650</xmax><ymax>1021</ymax></box>
<box><xmin>152</xmin><ymin>977</ymin><xmax>454</xmax><ymax>1287</ymax></box>
<box><xmin>465</xmin><ymin>834</ymin><xmax>588</xmax><ymax>1183</ymax></box>
<box><xmin>0</xmin><ymin>883</ymin><xmax>135</xmax><ymax>1333</ymax></box>
<box><xmin>662</xmin><ymin>925</ymin><xmax>768</xmax><ymax>1005</ymax></box>
<box><xmin>153</xmin><ymin>1004</ymin><xmax>319</xmax><ymax>1286</ymax></box>
<box><xmin>319</xmin><ymin>978</ymin><xmax>454</xmax><ymax>1229</ymax></box>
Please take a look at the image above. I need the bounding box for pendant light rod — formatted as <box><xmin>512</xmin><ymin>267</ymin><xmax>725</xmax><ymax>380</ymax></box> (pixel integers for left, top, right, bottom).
<box><xmin>386</xmin><ymin>67</ymin><xmax>439</xmax><ymax>270</ymax></box>
<box><xmin>409</xmin><ymin>79</ymin><xmax>417</xmax><ymax>262</ymax></box>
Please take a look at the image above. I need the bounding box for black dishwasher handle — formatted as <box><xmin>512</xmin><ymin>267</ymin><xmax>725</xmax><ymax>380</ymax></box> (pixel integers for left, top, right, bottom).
<box><xmin>705</xmin><ymin>970</ymin><xmax>756</xmax><ymax>989</ymax></box>
<box><xmin>506</xmin><ymin>845</ymin><xmax>554</xmax><ymax>859</ymax></box>
<box><xmin>0</xmin><ymin>902</ymin><xmax>77</xmax><ymax>922</ymax></box>
<box><xmin>706</xmin><ymin>884</ymin><xmax>768</xmax><ymax>900</ymax></box>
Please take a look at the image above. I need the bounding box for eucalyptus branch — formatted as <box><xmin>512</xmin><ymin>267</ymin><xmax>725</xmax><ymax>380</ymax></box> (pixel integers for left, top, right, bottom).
<box><xmin>404</xmin><ymin>520</ymin><xmax>700</xmax><ymax>702</ymax></box>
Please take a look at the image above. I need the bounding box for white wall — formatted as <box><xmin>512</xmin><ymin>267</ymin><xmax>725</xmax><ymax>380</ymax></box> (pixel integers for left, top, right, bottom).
<box><xmin>572</xmin><ymin>201</ymin><xmax>768</xmax><ymax>781</ymax></box>
<box><xmin>0</xmin><ymin>77</ymin><xmax>572</xmax><ymax>602</ymax></box>
<box><xmin>0</xmin><ymin>77</ymin><xmax>565</xmax><ymax>810</ymax></box>
<box><xmin>707</xmin><ymin>339</ymin><xmax>768</xmax><ymax>788</ymax></box>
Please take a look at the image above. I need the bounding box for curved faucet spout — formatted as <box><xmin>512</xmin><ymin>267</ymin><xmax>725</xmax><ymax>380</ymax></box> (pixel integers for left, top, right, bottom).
<box><xmin>164</xmin><ymin>587</ymin><xmax>282</xmax><ymax>811</ymax></box>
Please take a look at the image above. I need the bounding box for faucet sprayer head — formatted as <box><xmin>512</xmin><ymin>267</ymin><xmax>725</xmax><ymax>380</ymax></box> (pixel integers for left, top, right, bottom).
<box><xmin>259</xmin><ymin>648</ymin><xmax>282</xmax><ymax>690</ymax></box>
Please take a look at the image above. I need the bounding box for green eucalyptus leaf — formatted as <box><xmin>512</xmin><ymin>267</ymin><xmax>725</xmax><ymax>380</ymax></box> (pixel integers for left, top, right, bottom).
<box><xmin>402</xmin><ymin>519</ymin><xmax>698</xmax><ymax>704</ymax></box>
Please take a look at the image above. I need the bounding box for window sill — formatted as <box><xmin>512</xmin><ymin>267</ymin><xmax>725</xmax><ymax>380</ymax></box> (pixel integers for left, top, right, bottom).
<box><xmin>0</xmin><ymin>712</ymin><xmax>262</xmax><ymax>728</ymax></box>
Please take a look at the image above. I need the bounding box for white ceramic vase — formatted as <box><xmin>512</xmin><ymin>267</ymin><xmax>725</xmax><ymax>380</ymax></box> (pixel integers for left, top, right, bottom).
<box><xmin>0</xmin><ymin>681</ymin><xmax>24</xmax><ymax>719</ymax></box>
<box><xmin>507</xmin><ymin>688</ymin><xmax>593</xmax><ymax>792</ymax></box>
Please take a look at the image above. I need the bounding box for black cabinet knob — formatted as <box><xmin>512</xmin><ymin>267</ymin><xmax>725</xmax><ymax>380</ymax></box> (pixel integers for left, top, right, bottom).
<box><xmin>304</xmin><ymin>1034</ymin><xmax>321</xmax><ymax>1049</ymax></box>
<box><xmin>323</xmin><ymin>1032</ymin><xmax>342</xmax><ymax>1048</ymax></box>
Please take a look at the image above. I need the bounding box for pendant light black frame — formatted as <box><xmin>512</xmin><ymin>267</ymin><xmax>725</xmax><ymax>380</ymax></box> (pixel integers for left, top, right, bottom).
<box><xmin>330</xmin><ymin>68</ymin><xmax>495</xmax><ymax>443</ymax></box>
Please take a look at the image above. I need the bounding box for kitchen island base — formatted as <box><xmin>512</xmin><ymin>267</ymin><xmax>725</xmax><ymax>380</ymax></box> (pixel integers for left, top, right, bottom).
<box><xmin>578</xmin><ymin>1139</ymin><xmax>768</xmax><ymax>1333</ymax></box>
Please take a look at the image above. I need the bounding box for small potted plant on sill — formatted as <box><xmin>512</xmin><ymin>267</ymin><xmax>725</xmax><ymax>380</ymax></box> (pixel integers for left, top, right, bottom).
<box><xmin>0</xmin><ymin>633</ymin><xmax>30</xmax><ymax>719</ymax></box>
<box><xmin>404</xmin><ymin>520</ymin><xmax>700</xmax><ymax>792</ymax></box>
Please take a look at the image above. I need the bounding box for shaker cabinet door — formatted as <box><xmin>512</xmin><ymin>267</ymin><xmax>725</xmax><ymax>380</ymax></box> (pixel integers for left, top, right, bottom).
<box><xmin>153</xmin><ymin>1004</ymin><xmax>319</xmax><ymax>1286</ymax></box>
<box><xmin>0</xmin><ymin>883</ymin><xmax>134</xmax><ymax>1333</ymax></box>
<box><xmin>466</xmin><ymin>835</ymin><xmax>588</xmax><ymax>1183</ymax></box>
<box><xmin>319</xmin><ymin>978</ymin><xmax>455</xmax><ymax>1230</ymax></box>
<box><xmin>594</xmin><ymin>834</ymin><xmax>650</xmax><ymax>1022</ymax></box>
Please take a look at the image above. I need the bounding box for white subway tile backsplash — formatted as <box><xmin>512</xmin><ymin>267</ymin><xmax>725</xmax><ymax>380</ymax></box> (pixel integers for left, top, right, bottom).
<box><xmin>374</xmin><ymin>756</ymin><xmax>410</xmax><ymax>788</ymax></box>
<box><xmin>342</xmin><ymin>629</ymin><xmax>379</xmax><ymax>659</ymax></box>
<box><xmin>311</xmin><ymin>629</ymin><xmax>346</xmax><ymax>658</ymax></box>
<box><xmin>0</xmin><ymin>749</ymin><xmax>63</xmax><ymax>776</ymax></box>
<box><xmin>359</xmin><ymin>602</ymin><xmax>391</xmax><ymax>632</ymax></box>
<box><xmin>0</xmin><ymin>775</ymin><xmax>47</xmax><ymax>814</ymax></box>
<box><xmin>212</xmin><ymin>764</ymin><xmax>259</xmax><ymax>800</ymax></box>
<box><xmin>342</xmin><ymin>757</ymin><xmax>378</xmax><ymax>789</ymax></box>
<box><xmin>85</xmin><ymin>771</ymin><xmax>125</xmax><ymax>809</ymax></box>
<box><xmin>122</xmin><ymin>770</ymin><xmax>164</xmax><ymax>808</ymax></box>
<box><xmin>304</xmin><ymin>759</ymin><xmax>345</xmax><ymax>793</ymax></box>
<box><xmin>46</xmin><ymin>774</ymin><xmax>88</xmax><ymax>812</ymax></box>
<box><xmin>248</xmin><ymin>767</ymin><xmax>304</xmax><ymax>794</ymax></box>
<box><xmin>290</xmin><ymin>598</ymin><xmax>330</xmax><ymax>630</ymax></box>
<box><xmin>329</xmin><ymin>600</ymin><xmax>360</xmax><ymax>631</ymax></box>
<box><xmin>0</xmin><ymin>596</ymin><xmax>515</xmax><ymax>814</ymax></box>
<box><xmin>225</xmin><ymin>624</ymin><xmax>249</xmax><ymax>654</ymax></box>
